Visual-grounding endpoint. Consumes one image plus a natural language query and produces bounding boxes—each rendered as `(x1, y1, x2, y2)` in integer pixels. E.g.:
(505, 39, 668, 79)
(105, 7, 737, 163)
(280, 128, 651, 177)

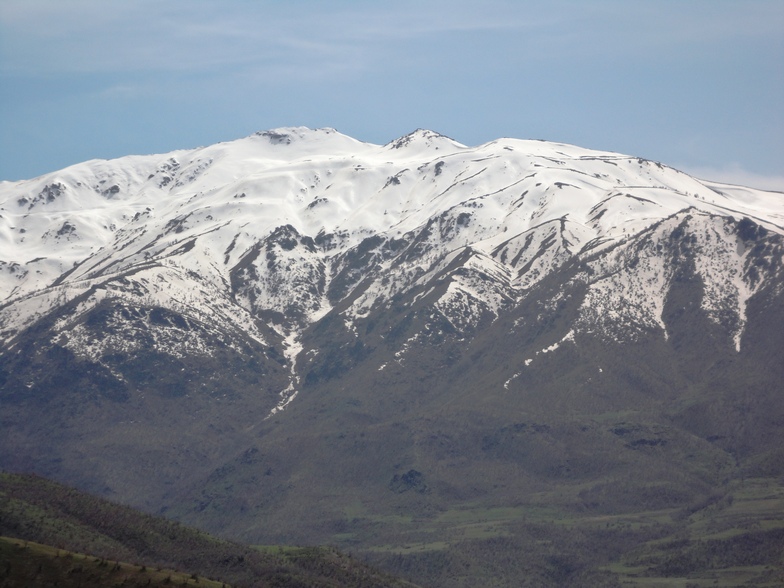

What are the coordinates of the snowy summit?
(1, 127, 783, 415)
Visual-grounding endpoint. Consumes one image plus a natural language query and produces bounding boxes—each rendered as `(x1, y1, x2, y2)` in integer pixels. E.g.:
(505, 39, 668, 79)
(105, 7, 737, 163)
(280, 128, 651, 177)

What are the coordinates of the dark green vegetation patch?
(0, 473, 420, 588)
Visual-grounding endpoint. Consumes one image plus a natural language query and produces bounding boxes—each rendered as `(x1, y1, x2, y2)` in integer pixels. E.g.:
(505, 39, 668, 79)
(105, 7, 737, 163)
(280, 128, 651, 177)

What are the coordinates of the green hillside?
(1, 536, 228, 588)
(0, 472, 420, 588)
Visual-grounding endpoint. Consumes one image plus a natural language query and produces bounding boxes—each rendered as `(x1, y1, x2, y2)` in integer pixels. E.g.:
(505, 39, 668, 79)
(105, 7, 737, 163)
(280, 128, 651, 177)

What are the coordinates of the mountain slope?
(0, 472, 421, 588)
(1, 128, 783, 586)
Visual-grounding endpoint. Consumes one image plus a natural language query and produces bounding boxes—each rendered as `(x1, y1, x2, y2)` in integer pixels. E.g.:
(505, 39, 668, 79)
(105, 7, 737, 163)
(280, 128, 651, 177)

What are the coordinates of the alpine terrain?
(2, 128, 784, 586)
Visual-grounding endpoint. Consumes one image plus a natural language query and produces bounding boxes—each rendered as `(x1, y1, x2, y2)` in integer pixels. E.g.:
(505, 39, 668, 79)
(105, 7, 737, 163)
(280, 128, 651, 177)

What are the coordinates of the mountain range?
(1, 127, 783, 586)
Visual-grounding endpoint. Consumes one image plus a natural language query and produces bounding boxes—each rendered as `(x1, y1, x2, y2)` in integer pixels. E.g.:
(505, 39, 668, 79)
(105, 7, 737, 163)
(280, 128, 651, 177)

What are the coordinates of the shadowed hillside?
(0, 472, 421, 588)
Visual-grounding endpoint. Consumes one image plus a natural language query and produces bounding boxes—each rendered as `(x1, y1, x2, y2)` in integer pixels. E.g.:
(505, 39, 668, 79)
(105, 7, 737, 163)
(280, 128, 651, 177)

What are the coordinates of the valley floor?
(350, 477, 784, 587)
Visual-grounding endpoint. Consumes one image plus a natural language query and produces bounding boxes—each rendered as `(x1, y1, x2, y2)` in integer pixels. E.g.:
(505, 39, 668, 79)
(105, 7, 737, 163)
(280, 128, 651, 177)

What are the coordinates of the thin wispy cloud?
(0, 2, 622, 75)
(0, 1, 781, 181)
(4, 1, 780, 78)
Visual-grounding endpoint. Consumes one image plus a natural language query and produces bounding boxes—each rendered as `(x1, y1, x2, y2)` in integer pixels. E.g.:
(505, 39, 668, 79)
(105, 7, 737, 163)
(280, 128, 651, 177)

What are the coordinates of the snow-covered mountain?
(2, 129, 784, 585)
(2, 127, 782, 418)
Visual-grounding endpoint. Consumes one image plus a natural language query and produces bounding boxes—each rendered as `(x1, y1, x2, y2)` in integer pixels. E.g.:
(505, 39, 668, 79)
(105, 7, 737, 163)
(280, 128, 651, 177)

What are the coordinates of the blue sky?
(1, 0, 782, 189)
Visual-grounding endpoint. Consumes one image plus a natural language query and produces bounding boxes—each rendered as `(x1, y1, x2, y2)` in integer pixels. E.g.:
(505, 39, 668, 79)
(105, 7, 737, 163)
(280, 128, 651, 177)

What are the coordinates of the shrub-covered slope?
(0, 472, 420, 588)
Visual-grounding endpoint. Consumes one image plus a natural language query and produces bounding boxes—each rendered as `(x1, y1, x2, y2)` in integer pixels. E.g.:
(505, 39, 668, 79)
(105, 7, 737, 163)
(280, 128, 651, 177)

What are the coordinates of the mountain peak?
(385, 129, 465, 152)
(253, 126, 340, 145)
